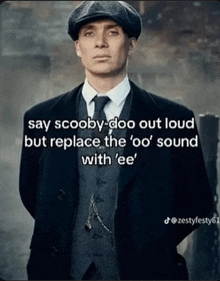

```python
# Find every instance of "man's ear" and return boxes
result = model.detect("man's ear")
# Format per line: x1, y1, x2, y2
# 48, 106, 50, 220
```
74, 41, 81, 57
128, 38, 137, 55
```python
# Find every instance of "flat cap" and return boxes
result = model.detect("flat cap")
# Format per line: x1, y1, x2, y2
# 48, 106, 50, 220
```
67, 1, 142, 41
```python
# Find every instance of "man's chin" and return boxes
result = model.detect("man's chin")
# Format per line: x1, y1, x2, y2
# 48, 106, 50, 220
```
90, 68, 125, 78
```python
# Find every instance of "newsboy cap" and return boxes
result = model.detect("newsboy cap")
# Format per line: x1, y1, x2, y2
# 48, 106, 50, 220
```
67, 1, 142, 41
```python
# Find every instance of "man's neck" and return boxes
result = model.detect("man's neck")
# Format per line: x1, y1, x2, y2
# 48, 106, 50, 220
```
85, 71, 127, 94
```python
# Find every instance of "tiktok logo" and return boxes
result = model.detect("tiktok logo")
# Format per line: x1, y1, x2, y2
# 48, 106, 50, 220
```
164, 217, 170, 224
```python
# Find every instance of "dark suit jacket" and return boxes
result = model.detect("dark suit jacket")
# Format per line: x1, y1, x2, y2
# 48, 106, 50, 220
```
19, 81, 213, 280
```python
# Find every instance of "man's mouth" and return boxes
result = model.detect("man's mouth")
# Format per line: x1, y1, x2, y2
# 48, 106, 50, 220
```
93, 55, 111, 59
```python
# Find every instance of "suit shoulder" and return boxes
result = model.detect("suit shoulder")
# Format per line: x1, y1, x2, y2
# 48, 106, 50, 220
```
26, 93, 67, 117
149, 92, 194, 118
24, 84, 83, 119
130, 80, 194, 119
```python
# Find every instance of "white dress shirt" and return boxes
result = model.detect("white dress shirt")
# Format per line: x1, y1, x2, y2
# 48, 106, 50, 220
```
82, 76, 131, 122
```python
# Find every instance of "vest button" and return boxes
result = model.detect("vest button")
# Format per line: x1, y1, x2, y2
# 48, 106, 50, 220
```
97, 178, 106, 185
58, 189, 66, 200
96, 197, 104, 203
51, 246, 58, 257
93, 253, 103, 257
92, 233, 102, 239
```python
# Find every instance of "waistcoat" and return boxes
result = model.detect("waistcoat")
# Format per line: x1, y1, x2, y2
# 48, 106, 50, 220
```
70, 91, 132, 280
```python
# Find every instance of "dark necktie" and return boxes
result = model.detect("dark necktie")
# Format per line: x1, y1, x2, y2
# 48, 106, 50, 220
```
92, 96, 110, 145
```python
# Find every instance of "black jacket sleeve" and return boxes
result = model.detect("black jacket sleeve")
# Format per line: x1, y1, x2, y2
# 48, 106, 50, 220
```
19, 110, 44, 218
171, 111, 214, 245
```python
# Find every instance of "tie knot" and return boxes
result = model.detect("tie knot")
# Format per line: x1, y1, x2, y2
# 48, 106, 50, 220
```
93, 96, 110, 113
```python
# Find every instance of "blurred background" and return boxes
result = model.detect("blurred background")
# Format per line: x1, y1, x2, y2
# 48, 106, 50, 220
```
0, 1, 220, 280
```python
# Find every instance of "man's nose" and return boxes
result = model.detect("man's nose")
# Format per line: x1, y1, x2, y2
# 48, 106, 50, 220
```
95, 33, 108, 48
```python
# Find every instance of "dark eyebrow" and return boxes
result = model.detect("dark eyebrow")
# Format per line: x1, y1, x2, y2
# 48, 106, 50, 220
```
81, 23, 120, 31
106, 24, 120, 29
81, 24, 94, 30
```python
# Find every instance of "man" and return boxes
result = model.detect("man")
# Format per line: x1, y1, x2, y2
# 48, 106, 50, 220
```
19, 1, 213, 280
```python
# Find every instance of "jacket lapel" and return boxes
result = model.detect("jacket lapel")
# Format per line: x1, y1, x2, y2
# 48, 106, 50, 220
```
45, 84, 83, 191
118, 81, 162, 195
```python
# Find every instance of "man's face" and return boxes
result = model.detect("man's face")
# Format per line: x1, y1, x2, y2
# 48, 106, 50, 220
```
75, 19, 136, 77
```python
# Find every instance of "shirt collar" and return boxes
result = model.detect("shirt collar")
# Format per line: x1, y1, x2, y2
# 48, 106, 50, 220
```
82, 76, 131, 107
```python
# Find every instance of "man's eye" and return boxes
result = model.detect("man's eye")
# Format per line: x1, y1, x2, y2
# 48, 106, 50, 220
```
108, 30, 119, 35
84, 31, 94, 37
